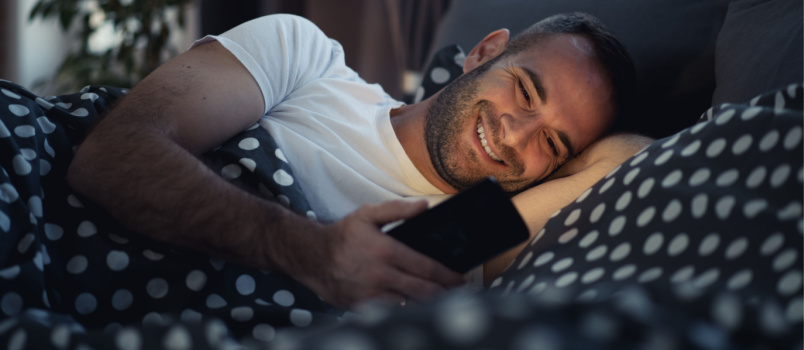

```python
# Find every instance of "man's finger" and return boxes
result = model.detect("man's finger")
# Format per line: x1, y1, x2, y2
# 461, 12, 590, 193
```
389, 241, 465, 288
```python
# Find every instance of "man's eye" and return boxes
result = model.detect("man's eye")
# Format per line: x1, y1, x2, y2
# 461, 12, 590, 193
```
546, 136, 558, 156
519, 81, 531, 103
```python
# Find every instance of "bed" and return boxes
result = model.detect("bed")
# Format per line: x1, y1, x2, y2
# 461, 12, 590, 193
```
0, 0, 801, 349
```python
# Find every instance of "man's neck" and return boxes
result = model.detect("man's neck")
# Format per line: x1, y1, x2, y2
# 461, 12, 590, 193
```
389, 97, 457, 194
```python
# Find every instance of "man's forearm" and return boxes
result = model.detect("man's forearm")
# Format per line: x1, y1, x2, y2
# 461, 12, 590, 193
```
67, 102, 320, 274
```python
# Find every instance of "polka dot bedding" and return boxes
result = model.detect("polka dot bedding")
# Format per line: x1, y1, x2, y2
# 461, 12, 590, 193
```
266, 84, 803, 350
0, 80, 342, 349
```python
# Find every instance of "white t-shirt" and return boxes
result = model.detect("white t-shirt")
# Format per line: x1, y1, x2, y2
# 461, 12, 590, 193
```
192, 14, 446, 223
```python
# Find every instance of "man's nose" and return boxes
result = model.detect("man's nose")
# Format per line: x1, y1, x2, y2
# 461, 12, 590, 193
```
500, 112, 541, 151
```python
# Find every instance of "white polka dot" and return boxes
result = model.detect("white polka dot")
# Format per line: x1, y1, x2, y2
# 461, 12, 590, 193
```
557, 228, 578, 244
715, 109, 735, 125
777, 202, 802, 221
731, 134, 752, 155
205, 294, 226, 309
689, 168, 710, 187
743, 199, 768, 219
693, 268, 720, 289
231, 306, 254, 322
777, 270, 802, 296
180, 310, 202, 325
608, 215, 626, 236
712, 293, 743, 330
1, 292, 23, 316
453, 52, 466, 67
578, 230, 598, 248
16, 233, 34, 254
0, 121, 10, 138
516, 275, 536, 292
586, 245, 608, 261
116, 328, 142, 350
630, 151, 649, 167
221, 164, 241, 180
623, 168, 640, 186
252, 324, 276, 343
112, 289, 133, 311
697, 233, 720, 256
1, 89, 20, 99
581, 267, 605, 285
55, 102, 71, 109
564, 209, 581, 226
774, 91, 786, 111
770, 164, 791, 188
273, 169, 294, 186
67, 194, 83, 207
533, 251, 554, 266
661, 170, 683, 188
77, 220, 97, 237
759, 130, 780, 152
413, 86, 425, 103
66, 255, 88, 274
146, 278, 169, 299
662, 199, 683, 223
239, 158, 257, 172
274, 148, 288, 163
706, 138, 727, 158
238, 137, 259, 151
681, 140, 701, 157
667, 233, 689, 256
555, 272, 578, 288
36, 117, 56, 134
589, 203, 606, 223
107, 250, 129, 271
575, 187, 593, 203
773, 248, 798, 272
760, 233, 785, 256
12, 155, 31, 175
80, 92, 99, 102
612, 264, 636, 281
0, 265, 20, 280
662, 134, 681, 148
784, 127, 802, 151
0, 213, 9, 233
517, 252, 533, 270
609, 242, 631, 261
185, 270, 207, 292
8, 104, 29, 116
654, 150, 673, 166
715, 196, 736, 220
273, 290, 295, 307
430, 67, 451, 84
643, 233, 664, 256
746, 166, 767, 188
740, 106, 762, 120
691, 194, 708, 218
289, 309, 313, 327
236, 274, 256, 295
143, 249, 164, 261
671, 266, 695, 283
162, 325, 192, 350
723, 237, 748, 260
0, 184, 18, 204
638, 267, 663, 283
551, 258, 573, 273
598, 178, 615, 194
727, 269, 753, 291
75, 293, 97, 314
786, 297, 803, 323
615, 191, 632, 211
70, 108, 89, 117
715, 169, 740, 187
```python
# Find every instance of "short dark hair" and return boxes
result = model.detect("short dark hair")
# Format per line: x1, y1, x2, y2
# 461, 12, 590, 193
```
503, 12, 637, 134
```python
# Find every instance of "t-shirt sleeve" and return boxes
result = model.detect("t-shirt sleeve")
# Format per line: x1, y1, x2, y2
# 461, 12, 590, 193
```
190, 14, 346, 115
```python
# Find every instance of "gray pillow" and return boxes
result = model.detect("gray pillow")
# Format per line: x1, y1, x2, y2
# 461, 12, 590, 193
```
427, 0, 730, 139
711, 0, 803, 105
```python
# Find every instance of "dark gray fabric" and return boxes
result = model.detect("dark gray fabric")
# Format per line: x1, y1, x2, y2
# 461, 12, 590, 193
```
712, 0, 803, 105
427, 0, 730, 139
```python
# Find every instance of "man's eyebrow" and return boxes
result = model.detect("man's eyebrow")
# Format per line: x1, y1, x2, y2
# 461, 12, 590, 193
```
557, 130, 575, 159
522, 66, 547, 104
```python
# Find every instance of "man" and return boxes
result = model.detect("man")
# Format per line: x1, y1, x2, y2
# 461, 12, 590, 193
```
66, 12, 649, 308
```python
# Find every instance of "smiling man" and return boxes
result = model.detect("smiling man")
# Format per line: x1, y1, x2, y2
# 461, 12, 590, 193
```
67, 12, 640, 308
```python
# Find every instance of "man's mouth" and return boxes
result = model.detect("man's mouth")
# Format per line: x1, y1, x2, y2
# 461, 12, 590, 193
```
477, 119, 503, 163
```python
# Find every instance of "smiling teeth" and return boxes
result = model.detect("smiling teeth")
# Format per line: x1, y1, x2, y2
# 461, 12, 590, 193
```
477, 120, 503, 162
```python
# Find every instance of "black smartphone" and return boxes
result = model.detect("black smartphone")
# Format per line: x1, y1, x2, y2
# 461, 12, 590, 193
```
387, 177, 529, 273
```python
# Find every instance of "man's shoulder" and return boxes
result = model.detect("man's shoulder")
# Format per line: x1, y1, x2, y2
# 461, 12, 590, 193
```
550, 133, 654, 180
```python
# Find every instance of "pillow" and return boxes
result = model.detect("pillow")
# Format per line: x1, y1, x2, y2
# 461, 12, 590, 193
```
426, 0, 731, 138
711, 0, 803, 105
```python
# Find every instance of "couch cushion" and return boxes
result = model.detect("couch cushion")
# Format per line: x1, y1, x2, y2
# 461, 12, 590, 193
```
712, 0, 803, 105
427, 0, 730, 139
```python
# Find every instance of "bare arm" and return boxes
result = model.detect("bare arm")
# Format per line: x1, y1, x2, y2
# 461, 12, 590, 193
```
483, 133, 654, 282
68, 41, 462, 307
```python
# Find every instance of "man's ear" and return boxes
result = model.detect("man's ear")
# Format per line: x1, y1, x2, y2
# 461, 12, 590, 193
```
463, 28, 510, 73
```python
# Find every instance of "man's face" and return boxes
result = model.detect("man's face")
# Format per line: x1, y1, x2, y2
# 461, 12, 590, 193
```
425, 34, 615, 193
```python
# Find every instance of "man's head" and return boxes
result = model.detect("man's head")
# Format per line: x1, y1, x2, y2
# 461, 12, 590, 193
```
424, 12, 636, 193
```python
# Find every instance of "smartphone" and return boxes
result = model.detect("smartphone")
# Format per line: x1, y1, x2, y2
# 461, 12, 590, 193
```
387, 177, 529, 273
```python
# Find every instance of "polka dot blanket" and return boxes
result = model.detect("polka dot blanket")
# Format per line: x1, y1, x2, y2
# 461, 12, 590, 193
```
0, 72, 802, 349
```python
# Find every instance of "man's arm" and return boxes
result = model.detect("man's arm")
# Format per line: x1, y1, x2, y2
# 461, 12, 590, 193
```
483, 133, 654, 282
68, 41, 462, 308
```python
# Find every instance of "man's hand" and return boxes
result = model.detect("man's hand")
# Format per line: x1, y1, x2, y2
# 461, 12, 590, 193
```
291, 200, 465, 308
